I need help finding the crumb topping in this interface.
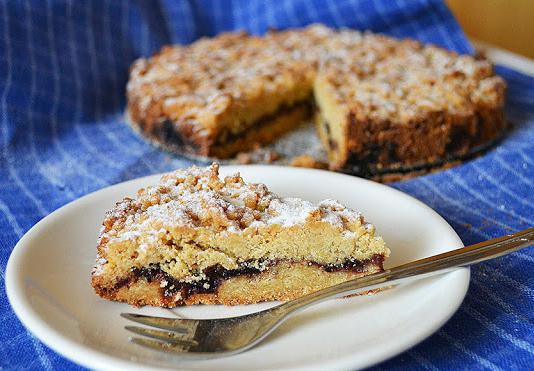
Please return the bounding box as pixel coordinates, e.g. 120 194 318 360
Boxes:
100 163 366 246
127 24 505 131
320 34 506 122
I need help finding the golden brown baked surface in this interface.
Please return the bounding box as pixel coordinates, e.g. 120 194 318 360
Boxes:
92 163 389 307
126 24 506 173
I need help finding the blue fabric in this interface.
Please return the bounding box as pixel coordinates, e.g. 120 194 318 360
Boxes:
1 0 533 369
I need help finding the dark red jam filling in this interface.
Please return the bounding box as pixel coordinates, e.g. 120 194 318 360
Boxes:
130 262 264 300
116 254 385 302
321 254 385 272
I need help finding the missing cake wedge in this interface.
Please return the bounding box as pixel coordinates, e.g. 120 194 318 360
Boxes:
92 164 389 307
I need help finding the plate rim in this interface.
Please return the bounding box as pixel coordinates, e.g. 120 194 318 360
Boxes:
5 165 469 370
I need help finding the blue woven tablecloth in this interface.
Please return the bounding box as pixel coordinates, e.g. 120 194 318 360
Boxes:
1 0 533 369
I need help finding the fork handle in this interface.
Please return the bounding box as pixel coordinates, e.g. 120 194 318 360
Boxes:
281 227 534 313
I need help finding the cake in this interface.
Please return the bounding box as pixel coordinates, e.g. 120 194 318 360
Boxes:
314 36 506 173
92 163 389 307
126 28 319 159
126 24 506 175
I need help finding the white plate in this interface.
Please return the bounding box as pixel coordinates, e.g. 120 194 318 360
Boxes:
6 166 468 370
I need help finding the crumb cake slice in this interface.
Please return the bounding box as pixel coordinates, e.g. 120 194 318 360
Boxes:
92 164 389 307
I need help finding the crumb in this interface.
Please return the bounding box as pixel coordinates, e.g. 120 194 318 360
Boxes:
236 152 253 164
290 155 327 169
263 150 280 163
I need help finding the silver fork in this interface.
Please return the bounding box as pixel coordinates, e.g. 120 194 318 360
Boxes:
121 227 534 358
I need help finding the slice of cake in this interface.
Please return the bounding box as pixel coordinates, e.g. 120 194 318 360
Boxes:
92 164 389 307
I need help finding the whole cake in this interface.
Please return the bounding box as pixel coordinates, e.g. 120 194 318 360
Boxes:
92 164 389 307
126 24 506 174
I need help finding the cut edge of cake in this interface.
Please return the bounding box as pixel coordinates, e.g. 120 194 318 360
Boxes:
125 28 319 159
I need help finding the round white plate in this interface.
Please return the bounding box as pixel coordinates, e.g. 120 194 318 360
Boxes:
6 166 468 370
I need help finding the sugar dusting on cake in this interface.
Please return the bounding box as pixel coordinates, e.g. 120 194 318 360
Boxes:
129 23 503 132
99 163 368 248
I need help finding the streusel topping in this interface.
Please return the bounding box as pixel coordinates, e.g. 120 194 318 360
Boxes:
99 163 367 247
319 34 505 123
128 24 504 132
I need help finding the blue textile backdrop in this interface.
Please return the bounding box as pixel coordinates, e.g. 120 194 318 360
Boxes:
1 0 533 369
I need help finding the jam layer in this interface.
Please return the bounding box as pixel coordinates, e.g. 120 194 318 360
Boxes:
113 254 385 305
141 99 312 158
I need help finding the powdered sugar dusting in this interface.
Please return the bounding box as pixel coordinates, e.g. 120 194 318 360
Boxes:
101 163 364 246
261 198 317 227
92 255 107 276
128 23 504 134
